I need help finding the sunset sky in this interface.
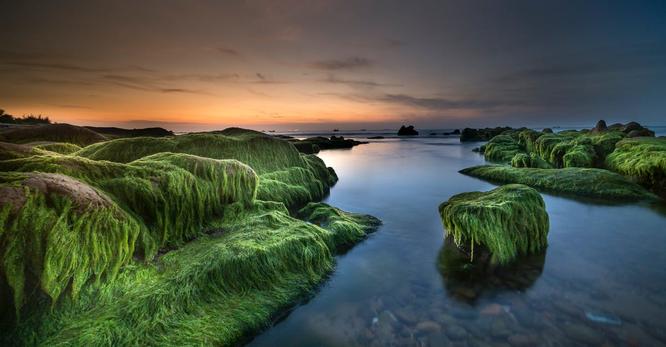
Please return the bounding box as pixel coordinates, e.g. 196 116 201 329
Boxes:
2 0 666 131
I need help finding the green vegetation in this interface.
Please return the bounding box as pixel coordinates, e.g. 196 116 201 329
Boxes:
7 201 379 346
33 142 82 155
0 127 377 345
438 184 549 264
0 142 45 160
511 153 552 169
0 124 107 146
0 154 258 313
461 165 658 202
606 137 666 197
299 202 381 250
76 130 338 208
0 110 51 125
480 134 526 163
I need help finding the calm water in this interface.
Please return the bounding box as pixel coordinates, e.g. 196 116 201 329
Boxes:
250 137 666 346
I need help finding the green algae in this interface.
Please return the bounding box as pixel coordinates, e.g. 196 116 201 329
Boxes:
0 124 107 146
0 153 258 312
480 134 526 163
299 202 382 250
461 165 658 202
75 129 338 207
6 201 379 346
33 143 82 155
438 184 549 264
511 153 552 169
0 126 381 346
606 137 666 197
0 142 45 161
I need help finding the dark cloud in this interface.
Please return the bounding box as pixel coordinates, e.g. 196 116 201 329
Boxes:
218 47 240 56
309 57 373 70
321 75 399 88
378 94 510 111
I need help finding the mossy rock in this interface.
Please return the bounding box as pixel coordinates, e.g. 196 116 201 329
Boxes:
4 201 379 346
606 137 666 197
438 184 549 264
461 165 658 202
299 202 381 250
0 124 107 146
33 142 82 155
482 135 526 163
0 153 258 313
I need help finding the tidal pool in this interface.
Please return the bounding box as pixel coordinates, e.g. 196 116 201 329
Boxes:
249 136 666 346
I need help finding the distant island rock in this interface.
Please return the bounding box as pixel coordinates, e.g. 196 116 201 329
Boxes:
397 125 419 136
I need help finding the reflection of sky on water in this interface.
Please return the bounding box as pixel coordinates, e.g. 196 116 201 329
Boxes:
250 137 666 346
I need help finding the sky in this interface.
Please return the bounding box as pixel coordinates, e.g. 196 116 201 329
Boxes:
1 0 666 131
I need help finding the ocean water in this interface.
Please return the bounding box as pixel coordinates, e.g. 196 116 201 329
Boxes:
249 136 666 346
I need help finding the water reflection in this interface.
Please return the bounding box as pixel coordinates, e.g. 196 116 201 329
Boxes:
249 137 666 347
437 239 545 303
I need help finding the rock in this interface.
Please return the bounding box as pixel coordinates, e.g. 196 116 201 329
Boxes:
542 128 553 133
367 136 385 139
592 119 608 133
622 121 642 133
480 304 503 316
563 324 605 345
507 334 537 346
445 324 468 341
490 319 512 339
460 127 513 142
398 125 419 136
416 320 442 334
627 129 655 138
428 332 452 346
395 307 419 324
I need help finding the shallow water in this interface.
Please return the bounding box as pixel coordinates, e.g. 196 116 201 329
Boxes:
249 137 666 346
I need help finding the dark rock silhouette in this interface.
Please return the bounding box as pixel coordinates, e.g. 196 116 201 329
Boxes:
398 125 419 136
460 127 512 142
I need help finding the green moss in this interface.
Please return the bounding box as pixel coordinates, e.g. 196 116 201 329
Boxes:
75 129 337 208
461 165 658 202
7 201 379 346
0 142 44 160
33 143 82 155
511 153 552 169
0 153 258 312
481 135 526 163
0 124 107 146
298 202 381 250
606 137 666 197
438 184 549 264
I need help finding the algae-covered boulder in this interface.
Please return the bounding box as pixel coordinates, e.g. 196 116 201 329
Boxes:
0 153 259 314
299 202 381 250
461 165 658 202
0 123 107 146
75 128 338 208
287 136 366 154
606 137 666 197
33 142 82 154
438 184 549 264
3 200 379 346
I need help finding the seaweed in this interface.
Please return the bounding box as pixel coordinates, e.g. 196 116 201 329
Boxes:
33 143 82 155
606 137 666 197
438 184 549 264
7 201 379 346
461 165 658 202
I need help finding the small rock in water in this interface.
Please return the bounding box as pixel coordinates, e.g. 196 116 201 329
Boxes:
415 320 442 334
481 303 504 316
507 334 537 347
563 324 605 345
585 311 622 326
395 307 419 324
445 324 468 341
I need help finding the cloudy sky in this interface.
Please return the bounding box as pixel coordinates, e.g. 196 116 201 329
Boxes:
2 0 665 131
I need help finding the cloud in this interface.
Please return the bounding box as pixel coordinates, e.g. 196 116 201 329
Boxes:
309 57 373 70
377 94 509 110
218 47 240 56
321 75 399 88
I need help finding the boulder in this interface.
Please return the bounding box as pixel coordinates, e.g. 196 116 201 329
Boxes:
397 125 419 136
